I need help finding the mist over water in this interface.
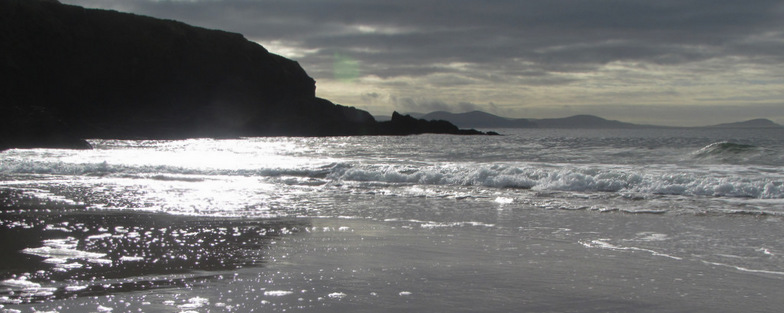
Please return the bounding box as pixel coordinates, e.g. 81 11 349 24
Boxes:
1 128 783 312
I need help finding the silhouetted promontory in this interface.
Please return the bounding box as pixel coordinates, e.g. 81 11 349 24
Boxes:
0 0 488 150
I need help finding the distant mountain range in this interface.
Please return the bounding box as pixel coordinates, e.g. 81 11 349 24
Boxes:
394 111 783 129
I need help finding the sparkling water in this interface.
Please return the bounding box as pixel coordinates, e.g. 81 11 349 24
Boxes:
1 128 783 312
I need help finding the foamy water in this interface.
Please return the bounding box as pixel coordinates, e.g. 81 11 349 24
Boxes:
1 128 783 312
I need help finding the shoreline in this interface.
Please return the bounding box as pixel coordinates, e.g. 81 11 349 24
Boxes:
2 204 783 311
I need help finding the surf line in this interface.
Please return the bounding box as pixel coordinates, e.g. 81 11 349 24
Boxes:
579 239 683 260
701 260 784 277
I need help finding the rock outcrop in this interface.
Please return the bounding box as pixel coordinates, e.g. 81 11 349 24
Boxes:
0 0 489 150
379 112 487 135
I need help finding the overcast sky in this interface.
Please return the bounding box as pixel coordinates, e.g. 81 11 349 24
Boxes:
62 0 784 126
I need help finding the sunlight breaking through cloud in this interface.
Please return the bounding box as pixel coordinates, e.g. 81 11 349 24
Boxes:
60 0 784 125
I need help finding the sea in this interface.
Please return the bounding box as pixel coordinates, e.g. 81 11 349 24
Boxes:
1 128 783 312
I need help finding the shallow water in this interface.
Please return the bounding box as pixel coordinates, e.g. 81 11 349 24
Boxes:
1 128 783 312
2 213 782 312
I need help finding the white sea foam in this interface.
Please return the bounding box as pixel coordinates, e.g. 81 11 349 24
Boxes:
87 233 112 240
634 232 670 241
88 258 113 264
9 134 784 311
327 163 784 199
757 248 775 256
264 290 293 296
327 292 347 299
65 285 88 292
178 297 209 310
1 278 41 290
58 262 84 269
580 239 682 260
23 246 106 260
494 197 514 204
21 237 108 271
0 278 57 299
2 144 783 204
701 261 784 276
420 221 495 228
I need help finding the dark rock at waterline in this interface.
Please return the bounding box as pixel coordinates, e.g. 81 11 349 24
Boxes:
379 112 489 135
0 104 92 151
0 0 488 150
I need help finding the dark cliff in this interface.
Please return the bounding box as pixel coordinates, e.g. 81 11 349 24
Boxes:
0 0 487 150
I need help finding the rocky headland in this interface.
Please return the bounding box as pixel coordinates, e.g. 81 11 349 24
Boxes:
0 0 488 150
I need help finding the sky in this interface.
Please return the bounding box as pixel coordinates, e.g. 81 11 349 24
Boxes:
61 0 784 126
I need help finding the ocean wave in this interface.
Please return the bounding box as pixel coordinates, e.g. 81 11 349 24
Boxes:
328 163 784 199
2 158 783 199
690 141 781 165
694 141 757 157
0 159 339 180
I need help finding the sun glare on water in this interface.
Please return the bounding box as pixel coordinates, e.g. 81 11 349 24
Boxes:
26 138 341 217
77 138 329 171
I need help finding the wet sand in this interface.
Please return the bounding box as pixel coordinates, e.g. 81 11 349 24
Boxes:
2 205 783 312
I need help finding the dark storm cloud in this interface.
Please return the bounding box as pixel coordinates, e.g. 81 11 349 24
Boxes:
66 0 784 78
62 0 784 124
392 98 481 114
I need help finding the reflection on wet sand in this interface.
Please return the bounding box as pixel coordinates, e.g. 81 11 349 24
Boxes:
0 203 310 304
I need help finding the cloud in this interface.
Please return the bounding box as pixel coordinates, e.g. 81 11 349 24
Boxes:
394 98 452 113
61 0 784 125
388 96 482 114
67 1 783 67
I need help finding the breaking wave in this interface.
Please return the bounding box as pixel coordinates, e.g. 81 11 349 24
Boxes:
694 142 757 156
690 141 782 165
0 159 339 179
326 163 784 199
2 158 782 200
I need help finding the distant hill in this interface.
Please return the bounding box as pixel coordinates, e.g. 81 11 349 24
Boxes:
532 115 651 129
420 111 652 129
417 110 783 129
706 119 783 128
421 111 535 128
